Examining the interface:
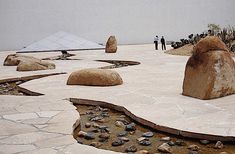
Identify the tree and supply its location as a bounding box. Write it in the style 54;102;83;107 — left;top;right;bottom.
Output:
208;24;221;35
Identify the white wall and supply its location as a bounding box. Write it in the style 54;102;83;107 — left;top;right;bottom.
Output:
0;0;235;51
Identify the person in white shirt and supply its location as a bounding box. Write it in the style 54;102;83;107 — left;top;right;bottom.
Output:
154;35;158;50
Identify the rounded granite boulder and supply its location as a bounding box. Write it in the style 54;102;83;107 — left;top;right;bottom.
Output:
67;68;123;86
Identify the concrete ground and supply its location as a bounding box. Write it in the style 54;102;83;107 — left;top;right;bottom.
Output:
0;44;234;153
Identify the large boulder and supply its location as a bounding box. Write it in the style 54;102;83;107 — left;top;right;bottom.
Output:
183;36;235;99
3;54;55;71
105;36;117;53
67;68;123;86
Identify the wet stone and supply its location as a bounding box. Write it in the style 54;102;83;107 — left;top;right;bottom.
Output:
125;145;137;152
78;131;87;137
215;141;224;149
92;123;100;128
200;140;210;145
138;138;151;146
90;142;102;148
126;123;136;131
90;116;104;122
115;121;125;127
117;131;128;137
99;133;110;139
135;150;149;154
112;139;125;146
175;140;186;146
137;137;147;142
85;122;91;128
188;144;200;151
160;136;171;141
189;150;198;154
142;132;154;138
89;129;99;133
84;133;95;140
118;137;129;142
116;118;129;125
98;138;108;143
167;141;175;146
157;143;172;153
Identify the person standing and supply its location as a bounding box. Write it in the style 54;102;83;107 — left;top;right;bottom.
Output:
154;35;158;50
161;36;166;50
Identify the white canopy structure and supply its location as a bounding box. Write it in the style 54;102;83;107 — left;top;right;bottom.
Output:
17;31;104;53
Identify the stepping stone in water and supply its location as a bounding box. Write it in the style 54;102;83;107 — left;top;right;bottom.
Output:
142;132;154;138
84;132;95;140
125;123;136;131
117;131;128;137
112;139;125;146
125;145;137;152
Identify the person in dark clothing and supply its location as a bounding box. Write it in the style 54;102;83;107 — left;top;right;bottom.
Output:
154;35;158;50
161;36;166;50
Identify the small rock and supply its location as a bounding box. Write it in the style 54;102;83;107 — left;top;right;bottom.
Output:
220;152;229;154
90;116;103;122
167;141;175;146
89;129;99;133
125;145;137;152
200;140;210;145
115;121;125;127
134;150;149;154
160;137;171;141
117;131;128;137
76;139;83;144
99;133;110;139
98;138;108;143
157;143;172;153
100;112;109;117
188;144;200;151
85;123;91;128
120;115;126;118
92;123;100;128
116;118;129;125
129;131;135;135
189;150;198;154
78;131;87;137
101;108;109;112
138;140;151;146
84;133;95;140
175;140;186;146
137;137;147;142
112;139;125;146
118;137;129;142
90;142;102;148
126;123;136;131
142;132;154;138
215;141;223;149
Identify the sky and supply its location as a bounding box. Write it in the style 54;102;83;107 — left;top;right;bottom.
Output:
0;0;235;50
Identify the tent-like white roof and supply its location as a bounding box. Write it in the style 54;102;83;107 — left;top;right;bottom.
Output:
17;31;104;53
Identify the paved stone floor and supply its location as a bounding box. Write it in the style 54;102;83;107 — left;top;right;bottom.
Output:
0;44;234;153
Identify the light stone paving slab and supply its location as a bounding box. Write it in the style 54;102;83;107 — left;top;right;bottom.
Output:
19;148;57;154
0;144;36;154
0;44;234;153
0;132;61;145
0;120;37;136
36;111;60;118
3;112;38;122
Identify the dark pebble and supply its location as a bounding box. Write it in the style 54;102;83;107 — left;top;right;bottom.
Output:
84;133;95;140
167;141;175;146
89;129;99;133
189;150;198;154
112;139;125;146
117;131;128;137
138;139;151;146
98;138;108;143
125;123;136;131
175;140;186;146
142;132;154;138
125;145;137;152
99;133;110;139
